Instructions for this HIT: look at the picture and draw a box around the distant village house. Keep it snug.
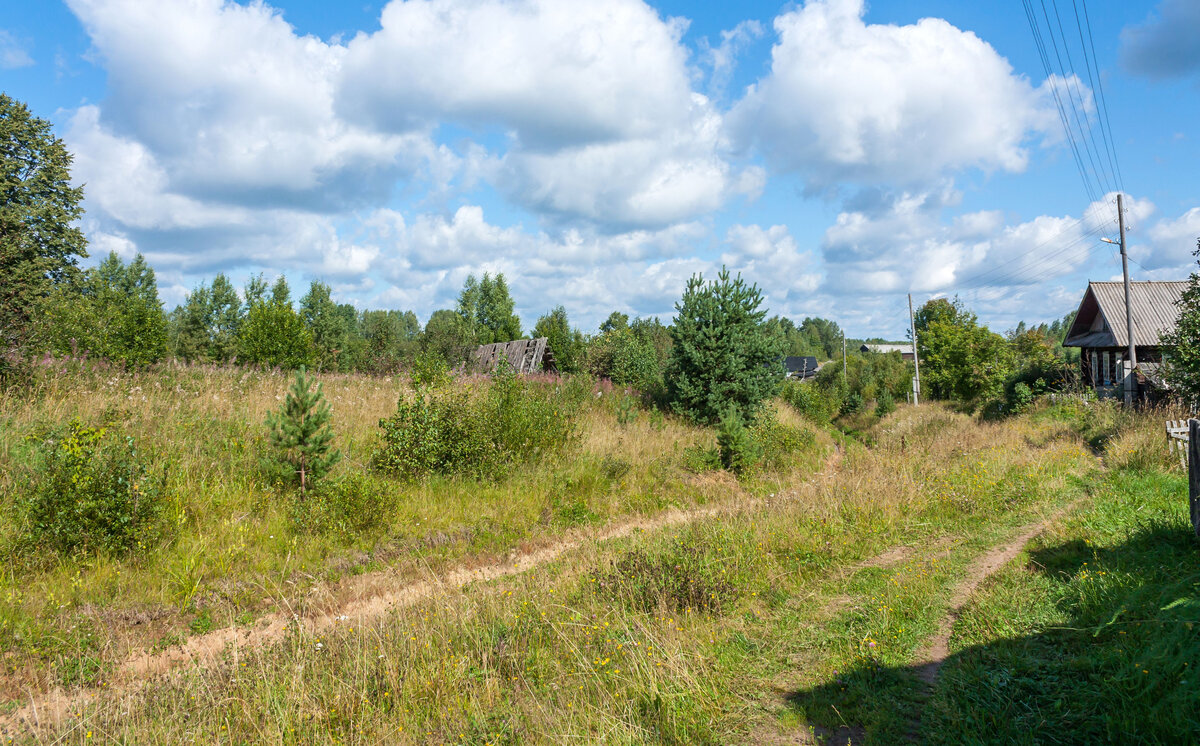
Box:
[784,356,820,380]
[1062,280,1186,397]
[860,343,914,361]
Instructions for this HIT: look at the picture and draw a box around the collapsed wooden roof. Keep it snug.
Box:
[1063,281,1188,349]
[472,337,556,374]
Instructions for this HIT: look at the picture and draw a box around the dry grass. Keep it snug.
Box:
[1,392,1106,743]
[0,363,830,711]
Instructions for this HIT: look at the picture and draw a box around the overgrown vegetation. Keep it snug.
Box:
[264,367,341,492]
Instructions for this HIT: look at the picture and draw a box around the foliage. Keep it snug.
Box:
[457,272,521,345]
[290,473,397,538]
[767,316,843,360]
[597,531,740,614]
[0,93,88,368]
[665,267,784,424]
[749,415,815,470]
[584,327,662,394]
[373,372,584,481]
[915,297,1012,406]
[300,281,361,372]
[237,288,315,369]
[41,252,168,366]
[780,379,841,423]
[170,273,242,363]
[21,419,169,556]
[875,390,896,417]
[1162,239,1200,407]
[265,367,341,492]
[409,348,453,390]
[716,407,760,476]
[422,308,474,369]
[359,309,420,373]
[840,391,864,416]
[532,306,584,374]
[816,347,912,404]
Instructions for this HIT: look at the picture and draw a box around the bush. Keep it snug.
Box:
[875,391,896,418]
[22,419,169,556]
[597,535,739,614]
[717,408,761,476]
[781,380,839,423]
[291,473,397,537]
[750,416,815,470]
[840,391,864,416]
[373,371,584,481]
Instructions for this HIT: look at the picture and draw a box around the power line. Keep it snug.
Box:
[1022,0,1099,204]
[1078,0,1125,190]
[1047,0,1115,195]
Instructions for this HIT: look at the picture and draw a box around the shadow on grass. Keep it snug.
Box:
[785,520,1200,745]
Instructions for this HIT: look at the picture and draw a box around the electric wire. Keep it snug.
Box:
[1047,0,1116,196]
[1079,0,1125,190]
[1021,0,1099,204]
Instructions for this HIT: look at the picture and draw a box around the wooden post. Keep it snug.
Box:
[1189,419,1200,537]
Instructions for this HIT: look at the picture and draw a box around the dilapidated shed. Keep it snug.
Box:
[472,337,556,374]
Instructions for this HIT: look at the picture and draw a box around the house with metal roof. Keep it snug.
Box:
[860,343,914,361]
[784,355,820,380]
[1062,280,1187,396]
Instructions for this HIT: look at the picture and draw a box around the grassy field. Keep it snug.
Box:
[1,366,1196,744]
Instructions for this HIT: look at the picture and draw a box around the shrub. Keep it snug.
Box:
[265,367,342,492]
[840,391,864,416]
[875,391,896,418]
[291,473,397,537]
[373,371,583,481]
[680,444,721,473]
[22,419,169,556]
[410,348,452,390]
[781,380,839,423]
[717,408,761,476]
[750,416,815,470]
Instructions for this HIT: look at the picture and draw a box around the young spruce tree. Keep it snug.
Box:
[266,367,341,492]
[665,267,784,425]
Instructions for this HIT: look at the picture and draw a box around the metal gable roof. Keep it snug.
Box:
[1063,281,1188,348]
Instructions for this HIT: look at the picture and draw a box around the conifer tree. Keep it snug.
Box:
[265,367,341,492]
[665,267,784,424]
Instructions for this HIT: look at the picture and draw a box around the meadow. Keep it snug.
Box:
[0,363,1195,744]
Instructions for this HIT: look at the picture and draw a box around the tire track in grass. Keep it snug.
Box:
[1,448,847,736]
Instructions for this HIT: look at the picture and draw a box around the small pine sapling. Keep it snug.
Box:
[266,367,341,492]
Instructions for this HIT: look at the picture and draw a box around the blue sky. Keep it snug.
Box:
[1,0,1198,338]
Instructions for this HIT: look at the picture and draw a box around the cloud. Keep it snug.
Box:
[729,0,1057,186]
[819,188,1131,295]
[338,0,694,148]
[1142,207,1200,268]
[65,0,437,212]
[1120,0,1200,79]
[0,29,33,69]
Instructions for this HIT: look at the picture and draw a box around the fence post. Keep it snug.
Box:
[1190,419,1200,537]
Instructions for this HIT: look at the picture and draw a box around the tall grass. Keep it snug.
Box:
[5,399,1103,743]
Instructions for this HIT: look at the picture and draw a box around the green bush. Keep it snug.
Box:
[373,371,584,481]
[875,391,896,417]
[291,473,397,538]
[840,391,864,416]
[717,408,761,476]
[750,416,815,470]
[781,380,839,423]
[22,419,169,556]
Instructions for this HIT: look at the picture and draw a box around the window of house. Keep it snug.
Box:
[1102,351,1110,386]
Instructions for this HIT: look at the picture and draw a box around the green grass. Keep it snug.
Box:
[924,468,1200,744]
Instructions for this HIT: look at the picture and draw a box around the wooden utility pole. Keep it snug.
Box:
[908,293,921,406]
[1117,193,1137,405]
[842,332,847,379]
